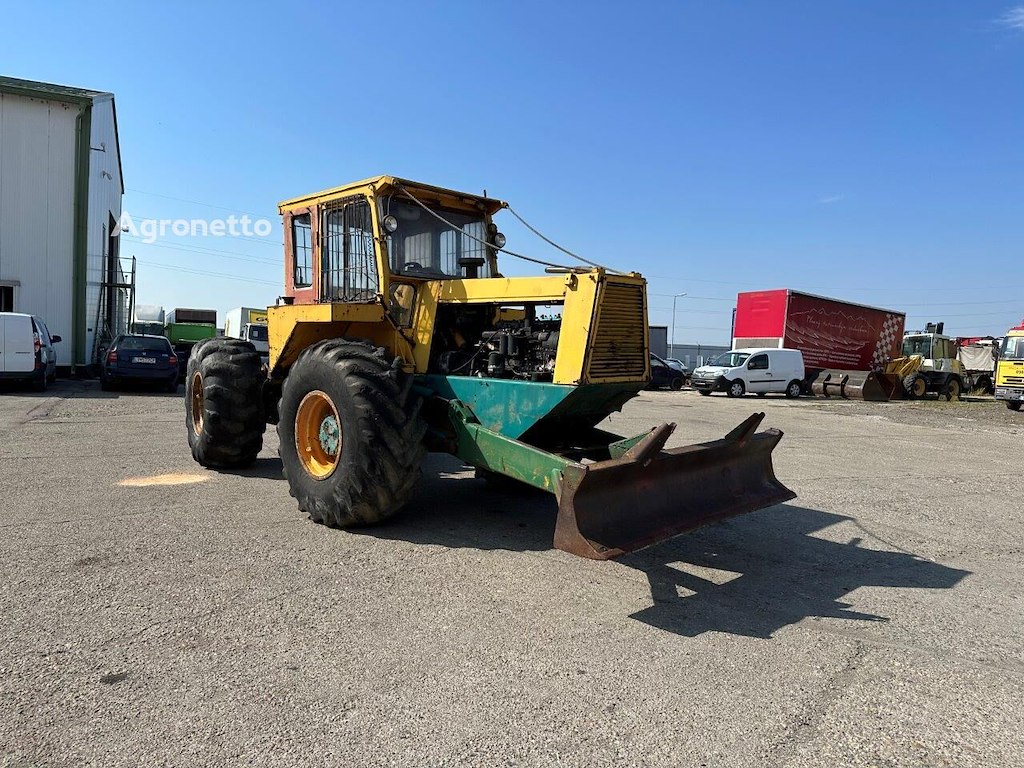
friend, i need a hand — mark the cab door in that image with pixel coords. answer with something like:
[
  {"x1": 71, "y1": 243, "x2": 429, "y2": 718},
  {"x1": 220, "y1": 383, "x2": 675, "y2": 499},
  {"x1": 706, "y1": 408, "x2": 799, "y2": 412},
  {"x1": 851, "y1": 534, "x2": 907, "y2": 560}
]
[{"x1": 746, "y1": 353, "x2": 773, "y2": 393}]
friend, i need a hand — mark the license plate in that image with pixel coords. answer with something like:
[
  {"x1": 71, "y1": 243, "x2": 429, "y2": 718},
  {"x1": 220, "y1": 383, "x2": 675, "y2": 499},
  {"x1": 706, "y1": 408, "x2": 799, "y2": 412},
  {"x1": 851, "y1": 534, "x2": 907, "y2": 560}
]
[{"x1": 132, "y1": 357, "x2": 156, "y2": 364}]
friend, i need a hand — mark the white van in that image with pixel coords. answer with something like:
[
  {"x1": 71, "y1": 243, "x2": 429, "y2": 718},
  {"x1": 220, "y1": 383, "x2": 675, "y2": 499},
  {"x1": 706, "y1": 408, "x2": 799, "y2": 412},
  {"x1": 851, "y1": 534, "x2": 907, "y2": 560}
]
[
  {"x1": 0, "y1": 312, "x2": 61, "y2": 391},
  {"x1": 691, "y1": 348, "x2": 805, "y2": 398}
]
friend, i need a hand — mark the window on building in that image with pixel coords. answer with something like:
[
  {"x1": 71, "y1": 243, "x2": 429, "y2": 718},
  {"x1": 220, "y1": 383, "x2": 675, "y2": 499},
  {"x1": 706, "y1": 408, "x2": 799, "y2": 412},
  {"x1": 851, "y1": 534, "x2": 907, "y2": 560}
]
[
  {"x1": 292, "y1": 214, "x2": 313, "y2": 287},
  {"x1": 0, "y1": 286, "x2": 13, "y2": 312}
]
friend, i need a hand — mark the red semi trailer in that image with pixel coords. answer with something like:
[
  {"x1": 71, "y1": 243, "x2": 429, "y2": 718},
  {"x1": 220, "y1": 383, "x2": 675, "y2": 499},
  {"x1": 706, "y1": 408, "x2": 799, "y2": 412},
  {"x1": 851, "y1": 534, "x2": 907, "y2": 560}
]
[{"x1": 732, "y1": 290, "x2": 906, "y2": 373}]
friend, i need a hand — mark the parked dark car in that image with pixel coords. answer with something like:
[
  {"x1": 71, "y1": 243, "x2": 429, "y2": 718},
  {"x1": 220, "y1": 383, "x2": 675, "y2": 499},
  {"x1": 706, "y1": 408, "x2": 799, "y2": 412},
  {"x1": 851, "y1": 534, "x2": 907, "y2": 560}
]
[
  {"x1": 100, "y1": 334, "x2": 178, "y2": 392},
  {"x1": 648, "y1": 353, "x2": 687, "y2": 390}
]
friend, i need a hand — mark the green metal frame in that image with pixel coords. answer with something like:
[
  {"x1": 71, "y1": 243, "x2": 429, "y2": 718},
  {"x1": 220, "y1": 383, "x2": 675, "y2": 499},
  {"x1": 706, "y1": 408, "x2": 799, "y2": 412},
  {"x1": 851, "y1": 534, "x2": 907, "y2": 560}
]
[
  {"x1": 446, "y1": 399, "x2": 574, "y2": 493},
  {"x1": 443, "y1": 397, "x2": 660, "y2": 495},
  {"x1": 418, "y1": 374, "x2": 641, "y2": 440}
]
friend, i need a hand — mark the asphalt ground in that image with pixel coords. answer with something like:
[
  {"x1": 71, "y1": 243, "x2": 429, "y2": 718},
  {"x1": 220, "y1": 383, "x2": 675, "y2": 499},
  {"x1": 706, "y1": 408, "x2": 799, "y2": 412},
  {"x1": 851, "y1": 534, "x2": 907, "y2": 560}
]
[{"x1": 0, "y1": 380, "x2": 1021, "y2": 767}]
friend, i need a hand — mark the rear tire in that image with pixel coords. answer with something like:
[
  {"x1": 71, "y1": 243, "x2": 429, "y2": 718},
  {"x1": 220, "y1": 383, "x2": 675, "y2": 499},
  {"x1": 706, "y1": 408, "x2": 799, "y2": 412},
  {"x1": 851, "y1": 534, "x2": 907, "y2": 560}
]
[
  {"x1": 785, "y1": 380, "x2": 802, "y2": 399},
  {"x1": 186, "y1": 338, "x2": 265, "y2": 468},
  {"x1": 726, "y1": 380, "x2": 745, "y2": 398},
  {"x1": 278, "y1": 339, "x2": 427, "y2": 527},
  {"x1": 945, "y1": 376, "x2": 962, "y2": 402}
]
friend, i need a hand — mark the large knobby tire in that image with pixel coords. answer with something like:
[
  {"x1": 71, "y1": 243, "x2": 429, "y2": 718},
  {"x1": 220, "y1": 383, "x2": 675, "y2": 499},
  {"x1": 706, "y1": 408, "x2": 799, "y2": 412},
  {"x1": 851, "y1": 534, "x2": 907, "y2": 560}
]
[
  {"x1": 903, "y1": 374, "x2": 926, "y2": 399},
  {"x1": 278, "y1": 339, "x2": 427, "y2": 527},
  {"x1": 186, "y1": 338, "x2": 266, "y2": 468},
  {"x1": 944, "y1": 376, "x2": 962, "y2": 402}
]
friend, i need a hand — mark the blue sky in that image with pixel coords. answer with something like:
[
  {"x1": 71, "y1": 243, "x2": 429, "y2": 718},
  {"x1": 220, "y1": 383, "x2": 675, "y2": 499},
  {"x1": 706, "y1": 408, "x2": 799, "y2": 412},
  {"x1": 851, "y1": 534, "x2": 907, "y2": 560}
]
[{"x1": 3, "y1": 1, "x2": 1023, "y2": 344}]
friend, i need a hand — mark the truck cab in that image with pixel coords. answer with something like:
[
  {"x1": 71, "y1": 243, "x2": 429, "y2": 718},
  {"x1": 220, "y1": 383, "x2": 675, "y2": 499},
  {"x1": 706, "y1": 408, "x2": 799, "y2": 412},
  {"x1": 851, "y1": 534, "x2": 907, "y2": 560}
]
[
  {"x1": 241, "y1": 323, "x2": 269, "y2": 354},
  {"x1": 994, "y1": 323, "x2": 1024, "y2": 411}
]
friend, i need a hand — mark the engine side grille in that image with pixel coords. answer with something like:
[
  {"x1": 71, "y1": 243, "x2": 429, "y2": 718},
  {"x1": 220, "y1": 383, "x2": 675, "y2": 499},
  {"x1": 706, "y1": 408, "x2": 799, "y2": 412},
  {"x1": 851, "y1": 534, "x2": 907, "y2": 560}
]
[{"x1": 587, "y1": 281, "x2": 648, "y2": 381}]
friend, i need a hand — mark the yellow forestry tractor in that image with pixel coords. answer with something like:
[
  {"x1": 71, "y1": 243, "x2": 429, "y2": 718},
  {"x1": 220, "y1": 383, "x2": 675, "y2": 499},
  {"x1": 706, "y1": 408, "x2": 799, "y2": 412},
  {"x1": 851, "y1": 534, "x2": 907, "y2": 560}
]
[{"x1": 184, "y1": 176, "x2": 794, "y2": 559}]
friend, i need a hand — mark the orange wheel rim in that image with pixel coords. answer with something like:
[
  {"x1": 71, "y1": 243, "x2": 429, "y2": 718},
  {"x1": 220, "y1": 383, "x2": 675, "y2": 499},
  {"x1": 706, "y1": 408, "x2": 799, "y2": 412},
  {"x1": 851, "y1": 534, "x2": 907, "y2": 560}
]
[
  {"x1": 190, "y1": 372, "x2": 204, "y2": 432},
  {"x1": 295, "y1": 390, "x2": 343, "y2": 480}
]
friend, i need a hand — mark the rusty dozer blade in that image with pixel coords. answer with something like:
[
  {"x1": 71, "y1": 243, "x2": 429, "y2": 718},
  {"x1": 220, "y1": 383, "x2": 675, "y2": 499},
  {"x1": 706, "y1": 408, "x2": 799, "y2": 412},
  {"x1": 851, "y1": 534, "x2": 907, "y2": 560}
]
[{"x1": 553, "y1": 413, "x2": 796, "y2": 560}]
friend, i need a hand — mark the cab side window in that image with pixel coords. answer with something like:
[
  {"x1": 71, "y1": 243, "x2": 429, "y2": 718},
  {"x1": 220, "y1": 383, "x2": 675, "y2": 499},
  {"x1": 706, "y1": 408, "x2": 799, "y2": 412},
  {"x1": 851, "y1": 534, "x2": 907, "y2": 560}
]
[
  {"x1": 292, "y1": 214, "x2": 313, "y2": 288},
  {"x1": 748, "y1": 354, "x2": 769, "y2": 370}
]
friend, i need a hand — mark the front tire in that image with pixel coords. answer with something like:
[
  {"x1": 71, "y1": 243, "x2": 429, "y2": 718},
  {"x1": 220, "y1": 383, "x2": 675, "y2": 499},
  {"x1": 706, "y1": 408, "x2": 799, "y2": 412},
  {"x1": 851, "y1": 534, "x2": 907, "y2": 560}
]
[
  {"x1": 186, "y1": 338, "x2": 265, "y2": 468},
  {"x1": 903, "y1": 374, "x2": 927, "y2": 399},
  {"x1": 668, "y1": 377, "x2": 683, "y2": 391},
  {"x1": 726, "y1": 380, "x2": 745, "y2": 398},
  {"x1": 698, "y1": 389, "x2": 712, "y2": 396},
  {"x1": 278, "y1": 339, "x2": 427, "y2": 528},
  {"x1": 1008, "y1": 401, "x2": 1022, "y2": 412}
]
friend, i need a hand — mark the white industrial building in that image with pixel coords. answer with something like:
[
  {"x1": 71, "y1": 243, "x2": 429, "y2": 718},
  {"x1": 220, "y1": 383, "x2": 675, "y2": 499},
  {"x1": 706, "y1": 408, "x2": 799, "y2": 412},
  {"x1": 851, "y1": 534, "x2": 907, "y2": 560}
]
[{"x1": 0, "y1": 76, "x2": 125, "y2": 371}]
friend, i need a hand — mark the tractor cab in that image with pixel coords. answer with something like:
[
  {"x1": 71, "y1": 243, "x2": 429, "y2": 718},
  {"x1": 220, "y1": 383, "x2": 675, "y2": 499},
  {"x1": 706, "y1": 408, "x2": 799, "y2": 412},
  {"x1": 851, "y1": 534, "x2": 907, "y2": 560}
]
[
  {"x1": 278, "y1": 176, "x2": 506, "y2": 309},
  {"x1": 901, "y1": 322, "x2": 956, "y2": 363}
]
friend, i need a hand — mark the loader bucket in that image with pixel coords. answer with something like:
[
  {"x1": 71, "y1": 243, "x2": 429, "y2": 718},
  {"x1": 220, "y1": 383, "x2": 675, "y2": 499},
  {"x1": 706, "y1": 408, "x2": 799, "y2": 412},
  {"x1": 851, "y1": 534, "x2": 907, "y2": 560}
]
[
  {"x1": 809, "y1": 369, "x2": 903, "y2": 401},
  {"x1": 811, "y1": 371, "x2": 849, "y2": 398},
  {"x1": 844, "y1": 371, "x2": 903, "y2": 401},
  {"x1": 553, "y1": 414, "x2": 796, "y2": 560}
]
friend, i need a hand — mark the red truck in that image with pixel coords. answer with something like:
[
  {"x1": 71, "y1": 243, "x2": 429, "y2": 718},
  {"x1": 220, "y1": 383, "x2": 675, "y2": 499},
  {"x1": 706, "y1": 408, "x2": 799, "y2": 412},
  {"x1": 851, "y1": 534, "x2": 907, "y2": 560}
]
[{"x1": 732, "y1": 289, "x2": 906, "y2": 373}]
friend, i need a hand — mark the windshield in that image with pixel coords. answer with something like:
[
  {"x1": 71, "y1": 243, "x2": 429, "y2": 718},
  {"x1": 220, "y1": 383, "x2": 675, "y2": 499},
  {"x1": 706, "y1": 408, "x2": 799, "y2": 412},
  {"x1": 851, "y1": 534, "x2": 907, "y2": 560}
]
[
  {"x1": 116, "y1": 336, "x2": 170, "y2": 352},
  {"x1": 382, "y1": 196, "x2": 491, "y2": 278},
  {"x1": 708, "y1": 352, "x2": 750, "y2": 368},
  {"x1": 1000, "y1": 335, "x2": 1024, "y2": 361},
  {"x1": 902, "y1": 335, "x2": 932, "y2": 358}
]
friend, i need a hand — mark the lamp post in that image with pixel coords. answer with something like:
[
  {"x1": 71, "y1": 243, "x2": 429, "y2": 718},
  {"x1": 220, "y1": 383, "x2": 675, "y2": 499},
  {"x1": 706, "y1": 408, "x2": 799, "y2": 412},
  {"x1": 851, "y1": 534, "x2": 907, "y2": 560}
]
[{"x1": 671, "y1": 292, "x2": 687, "y2": 357}]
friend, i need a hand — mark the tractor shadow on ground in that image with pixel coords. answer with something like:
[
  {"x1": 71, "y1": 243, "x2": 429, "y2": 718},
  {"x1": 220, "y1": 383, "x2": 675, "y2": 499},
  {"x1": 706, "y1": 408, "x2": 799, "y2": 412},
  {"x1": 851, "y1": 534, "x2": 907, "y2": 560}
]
[
  {"x1": 618, "y1": 508, "x2": 970, "y2": 639},
  {"x1": 363, "y1": 453, "x2": 557, "y2": 553},
  {"x1": 220, "y1": 455, "x2": 285, "y2": 480},
  {"x1": 363, "y1": 454, "x2": 971, "y2": 639}
]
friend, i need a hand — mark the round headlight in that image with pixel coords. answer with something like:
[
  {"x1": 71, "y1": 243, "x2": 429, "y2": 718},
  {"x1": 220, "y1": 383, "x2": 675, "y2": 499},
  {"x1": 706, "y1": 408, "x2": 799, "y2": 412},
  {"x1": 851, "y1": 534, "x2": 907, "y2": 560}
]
[
  {"x1": 383, "y1": 214, "x2": 399, "y2": 233},
  {"x1": 492, "y1": 232, "x2": 506, "y2": 249}
]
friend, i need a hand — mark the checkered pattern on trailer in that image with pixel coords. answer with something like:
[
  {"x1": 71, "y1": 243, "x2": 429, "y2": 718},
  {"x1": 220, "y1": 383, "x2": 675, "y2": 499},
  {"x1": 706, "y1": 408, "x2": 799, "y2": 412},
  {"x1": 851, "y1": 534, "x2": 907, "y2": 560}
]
[{"x1": 871, "y1": 314, "x2": 904, "y2": 368}]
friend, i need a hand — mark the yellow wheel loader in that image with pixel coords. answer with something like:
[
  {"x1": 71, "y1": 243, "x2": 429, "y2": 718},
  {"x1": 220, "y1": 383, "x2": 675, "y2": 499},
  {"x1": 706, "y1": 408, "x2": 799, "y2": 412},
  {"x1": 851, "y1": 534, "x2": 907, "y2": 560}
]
[
  {"x1": 184, "y1": 176, "x2": 794, "y2": 559},
  {"x1": 889, "y1": 323, "x2": 968, "y2": 401}
]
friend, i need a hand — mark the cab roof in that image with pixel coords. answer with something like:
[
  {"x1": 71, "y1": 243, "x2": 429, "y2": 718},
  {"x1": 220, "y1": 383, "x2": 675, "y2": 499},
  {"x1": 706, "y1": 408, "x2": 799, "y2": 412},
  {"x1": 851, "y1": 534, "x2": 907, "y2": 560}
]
[{"x1": 278, "y1": 175, "x2": 507, "y2": 216}]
